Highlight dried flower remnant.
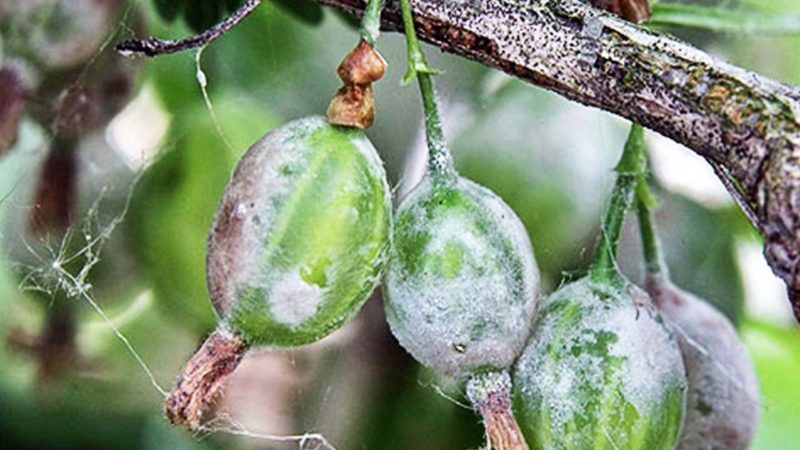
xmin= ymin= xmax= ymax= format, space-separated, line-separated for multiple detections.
xmin=327 ymin=39 xmax=387 ymax=128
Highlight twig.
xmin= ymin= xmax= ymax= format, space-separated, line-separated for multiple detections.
xmin=115 ymin=0 xmax=263 ymax=57
xmin=315 ymin=0 xmax=800 ymax=322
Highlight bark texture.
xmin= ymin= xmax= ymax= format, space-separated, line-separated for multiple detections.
xmin=317 ymin=0 xmax=800 ymax=321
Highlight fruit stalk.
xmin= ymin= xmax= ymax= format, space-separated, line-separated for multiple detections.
xmin=632 ymin=126 xmax=760 ymax=450
xmin=397 ymin=1 xmax=529 ymax=449
xmin=399 ymin=0 xmax=455 ymax=180
xmin=359 ymin=0 xmax=384 ymax=46
xmin=589 ymin=123 xmax=647 ymax=285
xmin=164 ymin=328 xmax=247 ymax=429
xmin=467 ymin=372 xmax=530 ymax=450
xmin=636 ymin=179 xmax=669 ymax=279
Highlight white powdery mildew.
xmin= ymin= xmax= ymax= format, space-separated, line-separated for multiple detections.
xmin=207 ymin=117 xmax=304 ymax=315
xmin=268 ymin=269 xmax=325 ymax=327
xmin=467 ymin=178 xmax=539 ymax=308
xmin=386 ymin=177 xmax=539 ymax=379
xmin=650 ymin=280 xmax=759 ymax=450
xmin=514 ymin=282 xmax=607 ymax=433
xmin=513 ymin=279 xmax=684 ymax=445
xmin=607 ymin=286 xmax=686 ymax=417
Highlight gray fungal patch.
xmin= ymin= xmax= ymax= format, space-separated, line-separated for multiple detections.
xmin=268 ymin=270 xmax=325 ymax=327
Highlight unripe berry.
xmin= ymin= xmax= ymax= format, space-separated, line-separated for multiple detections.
xmin=512 ymin=278 xmax=686 ymax=450
xmin=384 ymin=174 xmax=539 ymax=450
xmin=166 ymin=116 xmax=391 ymax=428
xmin=646 ymin=276 xmax=759 ymax=450
xmin=384 ymin=175 xmax=539 ymax=380
xmin=207 ymin=116 xmax=391 ymax=346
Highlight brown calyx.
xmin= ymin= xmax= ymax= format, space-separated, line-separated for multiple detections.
xmin=327 ymin=84 xmax=376 ymax=129
xmin=326 ymin=40 xmax=386 ymax=129
xmin=337 ymin=40 xmax=386 ymax=85
xmin=165 ymin=328 xmax=247 ymax=430
xmin=467 ymin=371 xmax=530 ymax=450
xmin=590 ymin=0 xmax=650 ymax=24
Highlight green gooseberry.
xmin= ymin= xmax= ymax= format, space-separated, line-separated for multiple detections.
xmin=165 ymin=115 xmax=391 ymax=429
xmin=512 ymin=278 xmax=687 ymax=450
xmin=384 ymin=175 xmax=540 ymax=380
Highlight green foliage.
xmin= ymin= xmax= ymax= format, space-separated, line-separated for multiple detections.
xmin=272 ymin=0 xmax=325 ymax=26
xmin=744 ymin=320 xmax=800 ymax=450
xmin=127 ymin=95 xmax=277 ymax=332
xmin=153 ymin=0 xmax=248 ymax=32
xmin=650 ymin=1 xmax=800 ymax=34
xmin=152 ymin=0 xmax=324 ymax=32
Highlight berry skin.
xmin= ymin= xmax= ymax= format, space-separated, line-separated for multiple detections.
xmin=165 ymin=116 xmax=391 ymax=429
xmin=207 ymin=116 xmax=392 ymax=347
xmin=646 ymin=276 xmax=759 ymax=450
xmin=384 ymin=175 xmax=539 ymax=380
xmin=512 ymin=278 xmax=687 ymax=450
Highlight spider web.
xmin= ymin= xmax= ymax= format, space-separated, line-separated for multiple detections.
xmin=2 ymin=1 xmax=782 ymax=449
xmin=0 ymin=2 xmax=364 ymax=449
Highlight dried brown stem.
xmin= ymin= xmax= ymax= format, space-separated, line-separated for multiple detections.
xmin=467 ymin=371 xmax=530 ymax=450
xmin=316 ymin=0 xmax=800 ymax=321
xmin=165 ymin=328 xmax=247 ymax=430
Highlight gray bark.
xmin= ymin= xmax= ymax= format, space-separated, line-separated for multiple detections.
xmin=316 ymin=0 xmax=800 ymax=321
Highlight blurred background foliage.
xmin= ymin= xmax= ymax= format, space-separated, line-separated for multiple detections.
xmin=0 ymin=0 xmax=799 ymax=449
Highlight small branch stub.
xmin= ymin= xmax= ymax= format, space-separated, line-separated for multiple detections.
xmin=326 ymin=40 xmax=386 ymax=128
xmin=165 ymin=328 xmax=247 ymax=429
xmin=467 ymin=371 xmax=530 ymax=450
xmin=589 ymin=0 xmax=650 ymax=23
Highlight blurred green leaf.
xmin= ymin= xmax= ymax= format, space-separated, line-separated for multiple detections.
xmin=743 ymin=319 xmax=800 ymax=450
xmin=272 ymin=0 xmax=325 ymax=26
xmin=333 ymin=9 xmax=360 ymax=30
xmin=127 ymin=93 xmax=278 ymax=332
xmin=153 ymin=0 xmax=184 ymax=23
xmin=183 ymin=2 xmax=224 ymax=33
xmin=351 ymin=366 xmax=482 ymax=450
xmin=650 ymin=3 xmax=800 ymax=34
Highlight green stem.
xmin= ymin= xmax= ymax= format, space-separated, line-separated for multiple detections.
xmin=636 ymin=166 xmax=670 ymax=279
xmin=589 ymin=124 xmax=648 ymax=284
xmin=399 ymin=0 xmax=456 ymax=180
xmin=360 ymin=0 xmax=384 ymax=47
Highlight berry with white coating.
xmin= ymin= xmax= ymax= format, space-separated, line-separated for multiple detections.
xmin=166 ymin=116 xmax=391 ymax=429
xmin=646 ymin=277 xmax=759 ymax=450
xmin=207 ymin=115 xmax=391 ymax=346
xmin=384 ymin=175 xmax=539 ymax=379
xmin=511 ymin=124 xmax=687 ymax=450
xmin=512 ymin=278 xmax=687 ymax=449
